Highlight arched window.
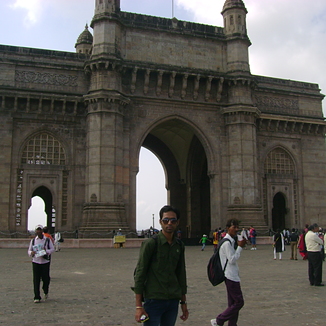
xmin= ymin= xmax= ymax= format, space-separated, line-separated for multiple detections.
xmin=264 ymin=148 xmax=294 ymax=175
xmin=21 ymin=133 xmax=66 ymax=165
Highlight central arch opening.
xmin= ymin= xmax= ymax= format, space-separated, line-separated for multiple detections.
xmin=139 ymin=118 xmax=211 ymax=239
xmin=136 ymin=147 xmax=167 ymax=232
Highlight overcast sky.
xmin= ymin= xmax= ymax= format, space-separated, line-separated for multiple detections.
xmin=2 ymin=0 xmax=326 ymax=231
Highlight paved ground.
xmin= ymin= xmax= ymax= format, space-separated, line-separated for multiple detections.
xmin=1 ymin=243 xmax=325 ymax=326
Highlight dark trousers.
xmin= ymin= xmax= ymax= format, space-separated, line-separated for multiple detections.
xmin=290 ymin=241 xmax=298 ymax=259
xmin=32 ymin=262 xmax=50 ymax=300
xmin=307 ymin=251 xmax=323 ymax=285
xmin=216 ymin=278 xmax=244 ymax=326
xmin=143 ymin=299 xmax=179 ymax=326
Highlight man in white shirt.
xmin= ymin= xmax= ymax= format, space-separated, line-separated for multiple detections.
xmin=211 ymin=219 xmax=247 ymax=326
xmin=54 ymin=231 xmax=61 ymax=252
xmin=28 ymin=225 xmax=55 ymax=302
xmin=305 ymin=223 xmax=324 ymax=286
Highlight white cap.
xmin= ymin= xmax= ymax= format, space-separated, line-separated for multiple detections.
xmin=35 ymin=224 xmax=43 ymax=230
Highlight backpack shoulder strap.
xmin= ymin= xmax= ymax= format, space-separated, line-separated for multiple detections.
xmin=218 ymin=238 xmax=231 ymax=270
xmin=45 ymin=237 xmax=50 ymax=249
xmin=218 ymin=238 xmax=231 ymax=249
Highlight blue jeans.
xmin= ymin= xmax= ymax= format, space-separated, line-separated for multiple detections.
xmin=143 ymin=299 xmax=179 ymax=326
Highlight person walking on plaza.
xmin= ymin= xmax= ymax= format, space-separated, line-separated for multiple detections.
xmin=273 ymin=229 xmax=285 ymax=260
xmin=289 ymin=228 xmax=299 ymax=260
xmin=54 ymin=230 xmax=61 ymax=252
xmin=298 ymin=229 xmax=308 ymax=260
xmin=28 ymin=225 xmax=55 ymax=303
xmin=213 ymin=229 xmax=219 ymax=252
xmin=305 ymin=223 xmax=324 ymax=286
xmin=133 ymin=205 xmax=189 ymax=325
xmin=211 ymin=218 xmax=246 ymax=326
xmin=199 ymin=234 xmax=211 ymax=251
xmin=240 ymin=227 xmax=249 ymax=249
xmin=43 ymin=226 xmax=54 ymax=244
xmin=249 ymin=226 xmax=257 ymax=250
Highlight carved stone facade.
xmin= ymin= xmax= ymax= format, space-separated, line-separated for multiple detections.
xmin=0 ymin=0 xmax=326 ymax=237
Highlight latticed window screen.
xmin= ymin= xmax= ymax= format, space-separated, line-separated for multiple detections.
xmin=21 ymin=133 xmax=66 ymax=165
xmin=264 ymin=148 xmax=294 ymax=174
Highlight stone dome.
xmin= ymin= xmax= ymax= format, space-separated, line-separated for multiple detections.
xmin=75 ymin=24 xmax=93 ymax=47
xmin=222 ymin=0 xmax=247 ymax=14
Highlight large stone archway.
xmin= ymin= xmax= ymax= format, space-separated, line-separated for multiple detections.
xmin=142 ymin=119 xmax=211 ymax=238
xmin=1 ymin=0 xmax=326 ymax=237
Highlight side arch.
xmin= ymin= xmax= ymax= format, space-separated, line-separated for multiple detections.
xmin=14 ymin=131 xmax=71 ymax=231
xmin=262 ymin=146 xmax=299 ymax=231
xmin=30 ymin=186 xmax=55 ymax=231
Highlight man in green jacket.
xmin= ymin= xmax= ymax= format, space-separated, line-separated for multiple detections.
xmin=134 ymin=205 xmax=189 ymax=325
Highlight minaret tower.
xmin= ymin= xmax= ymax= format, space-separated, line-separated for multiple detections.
xmin=221 ymin=0 xmax=263 ymax=227
xmin=92 ymin=0 xmax=121 ymax=59
xmin=221 ymin=0 xmax=251 ymax=74
xmin=80 ymin=0 xmax=131 ymax=236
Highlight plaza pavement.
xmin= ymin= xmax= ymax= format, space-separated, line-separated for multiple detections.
xmin=1 ymin=243 xmax=325 ymax=326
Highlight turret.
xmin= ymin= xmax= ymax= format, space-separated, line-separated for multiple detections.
xmin=94 ymin=0 xmax=120 ymax=15
xmin=91 ymin=0 xmax=121 ymax=58
xmin=221 ymin=0 xmax=251 ymax=74
xmin=75 ymin=24 xmax=93 ymax=54
xmin=222 ymin=0 xmax=247 ymax=37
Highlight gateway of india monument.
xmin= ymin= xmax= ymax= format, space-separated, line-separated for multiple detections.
xmin=0 ymin=0 xmax=326 ymax=238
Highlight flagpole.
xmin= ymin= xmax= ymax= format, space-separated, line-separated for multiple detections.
xmin=172 ymin=0 xmax=174 ymax=18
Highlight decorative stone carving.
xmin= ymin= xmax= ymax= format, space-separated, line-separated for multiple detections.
xmin=254 ymin=95 xmax=299 ymax=114
xmin=234 ymin=197 xmax=241 ymax=204
xmin=169 ymin=71 xmax=176 ymax=98
xmin=156 ymin=70 xmax=163 ymax=96
xmin=181 ymin=74 xmax=188 ymax=99
xmin=216 ymin=77 xmax=224 ymax=102
xmin=205 ymin=76 xmax=213 ymax=101
xmin=143 ymin=69 xmax=150 ymax=95
xmin=15 ymin=71 xmax=78 ymax=87
xmin=193 ymin=74 xmax=200 ymax=100
xmin=130 ymin=67 xmax=138 ymax=94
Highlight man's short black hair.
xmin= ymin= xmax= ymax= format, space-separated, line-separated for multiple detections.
xmin=43 ymin=226 xmax=49 ymax=233
xmin=226 ymin=218 xmax=240 ymax=228
xmin=308 ymin=223 xmax=318 ymax=231
xmin=159 ymin=205 xmax=180 ymax=220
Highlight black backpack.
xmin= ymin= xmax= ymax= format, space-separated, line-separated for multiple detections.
xmin=207 ymin=238 xmax=231 ymax=286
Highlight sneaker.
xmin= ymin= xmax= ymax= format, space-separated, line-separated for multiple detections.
xmin=211 ymin=319 xmax=217 ymax=326
xmin=44 ymin=294 xmax=48 ymax=300
xmin=34 ymin=299 xmax=41 ymax=303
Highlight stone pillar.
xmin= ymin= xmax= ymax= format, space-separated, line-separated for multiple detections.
xmin=79 ymin=1 xmax=133 ymax=237
xmin=208 ymin=171 xmax=223 ymax=230
xmin=222 ymin=79 xmax=264 ymax=227
xmin=81 ymin=88 xmax=130 ymax=236
xmin=0 ymin=113 xmax=12 ymax=232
